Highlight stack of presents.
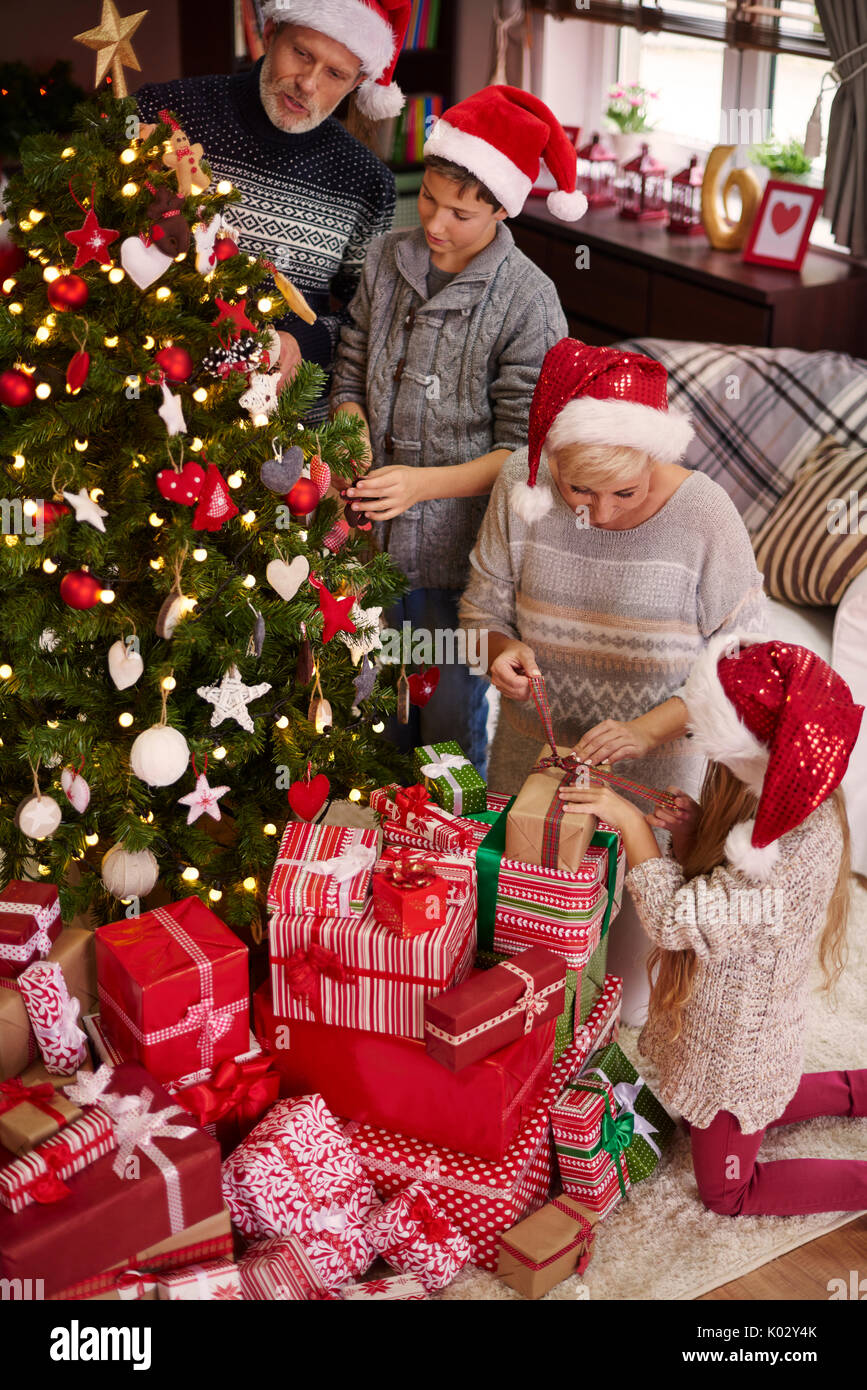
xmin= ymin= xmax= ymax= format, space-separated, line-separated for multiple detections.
xmin=0 ymin=739 xmax=676 ymax=1301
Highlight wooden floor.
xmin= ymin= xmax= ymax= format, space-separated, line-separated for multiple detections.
xmin=698 ymin=1214 xmax=867 ymax=1300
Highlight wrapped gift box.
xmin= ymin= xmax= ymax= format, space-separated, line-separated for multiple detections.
xmin=370 ymin=784 xmax=486 ymax=856
xmin=0 ymin=1058 xmax=92 ymax=1155
xmin=95 ymin=896 xmax=249 ymax=1086
xmin=266 ymin=822 xmax=378 ymax=918
xmin=365 ymin=1181 xmax=472 ymax=1292
xmin=1 ymin=927 xmax=96 ymax=1082
xmin=341 ymin=1272 xmax=428 ymax=1300
xmin=424 ymin=947 xmax=566 ymax=1071
xmin=551 ymin=1075 xmax=631 ymax=1218
xmin=506 ymin=747 xmax=600 ymax=871
xmin=57 ymin=1210 xmax=234 ymax=1301
xmin=269 ymin=860 xmax=476 ymax=1039
xmin=497 ymin=1194 xmax=598 ymax=1300
xmin=413 ymin=741 xmax=487 ymax=815
xmin=221 ymin=1093 xmax=380 ymax=1290
xmin=0 ymin=882 xmax=62 ymax=980
xmin=581 ymin=1040 xmax=676 ymax=1184
xmin=238 ymin=1234 xmax=336 ymax=1300
xmin=17 ymin=959 xmax=88 ymax=1075
xmin=371 ymin=849 xmax=448 ymax=937
xmin=157 ymin=1255 xmax=242 ymax=1300
xmin=172 ymin=1054 xmax=280 ymax=1158
xmin=346 ymin=976 xmax=623 ymax=1271
xmin=253 ymin=982 xmax=555 ymax=1161
xmin=0 ymin=1105 xmax=114 ymax=1213
xmin=0 ymin=1062 xmax=224 ymax=1297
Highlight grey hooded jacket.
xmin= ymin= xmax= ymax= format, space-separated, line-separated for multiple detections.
xmin=330 ymin=223 xmax=567 ymax=590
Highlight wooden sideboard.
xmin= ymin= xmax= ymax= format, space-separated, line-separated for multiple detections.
xmin=512 ymin=201 xmax=867 ymax=356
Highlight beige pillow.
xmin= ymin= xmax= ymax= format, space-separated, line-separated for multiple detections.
xmin=752 ymin=437 xmax=867 ymax=606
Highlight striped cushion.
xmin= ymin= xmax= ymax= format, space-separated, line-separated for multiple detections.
xmin=616 ymin=339 xmax=867 ymax=536
xmin=752 ymin=437 xmax=867 ymax=605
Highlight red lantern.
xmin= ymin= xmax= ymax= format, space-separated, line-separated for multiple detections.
xmin=59 ymin=569 xmax=102 ymax=609
xmin=667 ymin=155 xmax=705 ymax=236
xmin=0 ymin=368 xmax=36 ymax=407
xmin=617 ymin=143 xmax=668 ymax=222
xmin=576 ymin=132 xmax=618 ymax=209
xmin=286 ymin=477 xmax=320 ymax=516
xmin=155 ymin=345 xmax=194 ymax=381
xmin=47 ymin=274 xmax=89 ymax=312
xmin=214 ymin=237 xmax=239 ymax=262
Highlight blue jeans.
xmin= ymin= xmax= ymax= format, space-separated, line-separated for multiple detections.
xmin=385 ymin=588 xmax=490 ymax=778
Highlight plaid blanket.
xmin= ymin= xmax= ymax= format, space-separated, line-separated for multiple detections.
xmin=616 ymin=339 xmax=867 ymax=536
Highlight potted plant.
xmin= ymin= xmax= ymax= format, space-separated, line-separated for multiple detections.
xmin=605 ymin=82 xmax=658 ymax=164
xmin=749 ymin=137 xmax=815 ymax=186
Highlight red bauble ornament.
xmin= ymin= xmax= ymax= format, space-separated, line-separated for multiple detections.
xmin=408 ymin=666 xmax=441 ymax=707
xmin=155 ymin=346 xmax=194 ymax=382
xmin=59 ymin=570 xmax=102 ymax=609
xmin=286 ymin=477 xmax=320 ymax=516
xmin=214 ymin=237 xmax=239 ymax=262
xmin=66 ymin=350 xmax=90 ymax=393
xmin=287 ymin=772 xmax=330 ymax=821
xmin=35 ymin=500 xmax=70 ymax=529
xmin=47 ymin=274 xmax=89 ymax=312
xmin=0 ymin=369 xmax=36 ymax=407
xmin=0 ymin=243 xmax=26 ymax=283
xmin=156 ymin=461 xmax=206 ymax=505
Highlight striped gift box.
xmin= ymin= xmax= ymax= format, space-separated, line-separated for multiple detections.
xmin=0 ymin=1107 xmax=115 ymax=1213
xmin=551 ymin=1076 xmax=631 ymax=1218
xmin=269 ymin=863 xmax=476 ymax=1039
xmin=267 ymin=823 xmax=378 ymax=918
xmin=239 ymin=1235 xmax=335 ymax=1300
xmin=489 ymin=841 xmax=622 ymax=968
xmin=157 ymin=1256 xmax=242 ymax=1300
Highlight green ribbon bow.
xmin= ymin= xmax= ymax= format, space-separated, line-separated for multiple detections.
xmin=601 ymin=1109 xmax=634 ymax=1196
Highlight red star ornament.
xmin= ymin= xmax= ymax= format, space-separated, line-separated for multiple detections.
xmin=192 ymin=463 xmax=240 ymax=532
xmin=64 ymin=206 xmax=119 ymax=268
xmin=309 ymin=573 xmax=357 ymax=644
xmin=211 ymin=296 xmax=256 ymax=344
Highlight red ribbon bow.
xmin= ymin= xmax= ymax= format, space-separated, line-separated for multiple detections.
xmin=394 ymin=784 xmax=431 ymax=819
xmin=25 ymin=1143 xmax=74 ymax=1205
xmin=175 ymin=1056 xmax=279 ymax=1128
xmin=284 ymin=943 xmax=354 ymax=1021
xmin=380 ymin=849 xmax=438 ymax=890
xmin=408 ymin=1192 xmax=452 ymax=1246
xmin=0 ymin=1078 xmax=67 ymax=1128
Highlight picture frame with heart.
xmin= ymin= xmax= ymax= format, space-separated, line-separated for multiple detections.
xmin=742 ymin=179 xmax=825 ymax=272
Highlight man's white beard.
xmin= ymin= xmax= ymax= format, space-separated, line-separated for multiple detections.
xmin=259 ymin=49 xmax=334 ymax=133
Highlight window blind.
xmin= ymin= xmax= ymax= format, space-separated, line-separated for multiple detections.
xmin=528 ymin=1 xmax=829 ymax=59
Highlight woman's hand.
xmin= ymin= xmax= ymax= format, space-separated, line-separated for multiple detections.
xmin=572 ymin=718 xmax=653 ymax=766
xmin=344 ymin=467 xmax=426 ymax=521
xmin=646 ymin=786 xmax=699 ymax=861
xmin=275 ymin=331 xmax=302 ymax=388
xmin=488 ymin=641 xmax=540 ymax=702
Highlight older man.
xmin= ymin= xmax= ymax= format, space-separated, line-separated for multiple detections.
xmin=136 ymin=2 xmax=409 ymax=414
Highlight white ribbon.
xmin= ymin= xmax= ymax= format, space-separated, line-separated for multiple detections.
xmin=47 ymin=993 xmax=88 ymax=1064
xmin=309 ymin=1202 xmax=349 ymax=1236
xmin=64 ymin=1063 xmax=115 ymax=1108
xmin=277 ymin=844 xmax=376 ymax=915
xmin=418 ymin=748 xmax=470 ymax=814
xmin=583 ymin=1067 xmax=661 ymax=1159
xmin=106 ymin=1086 xmax=197 ymax=1234
xmin=0 ymin=910 xmax=53 ymax=962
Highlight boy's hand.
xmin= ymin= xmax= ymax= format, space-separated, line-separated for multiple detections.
xmin=489 ymin=641 xmax=540 ymax=702
xmin=573 ymin=718 xmax=653 ymax=766
xmin=646 ymin=786 xmax=699 ymax=860
xmin=345 ymin=466 xmax=425 ymax=520
xmin=557 ymin=782 xmax=643 ymax=831
xmin=275 ymin=331 xmax=302 ymax=388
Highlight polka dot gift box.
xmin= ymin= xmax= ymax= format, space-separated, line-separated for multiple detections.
xmin=413 ymin=741 xmax=488 ymax=816
xmin=580 ymin=1039 xmax=676 ymax=1184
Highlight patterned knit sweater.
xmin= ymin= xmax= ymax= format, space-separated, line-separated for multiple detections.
xmin=136 ymin=60 xmax=395 ymax=415
xmin=627 ymin=799 xmax=843 ymax=1132
xmin=459 ymin=448 xmax=768 ymax=797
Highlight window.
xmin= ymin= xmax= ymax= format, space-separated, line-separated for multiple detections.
xmin=617 ymin=28 xmax=726 ymax=147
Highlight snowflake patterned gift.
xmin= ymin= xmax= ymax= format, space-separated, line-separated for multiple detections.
xmin=370 ymin=784 xmax=488 ymax=856
xmin=221 ymin=1093 xmax=378 ymax=1290
xmin=157 ymin=1256 xmax=242 ymax=1300
xmin=365 ymin=1182 xmax=472 ymax=1292
xmin=17 ymin=960 xmax=88 ymax=1075
xmin=340 ymin=1273 xmax=427 ymax=1300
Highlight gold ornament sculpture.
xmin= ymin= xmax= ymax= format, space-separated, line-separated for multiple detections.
xmin=74 ymin=0 xmax=148 ymax=100
xmin=701 ymin=145 xmax=763 ymax=252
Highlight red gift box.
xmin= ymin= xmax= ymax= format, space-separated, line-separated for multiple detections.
xmin=345 ymin=975 xmax=623 ymax=1272
xmin=238 ymin=1234 xmax=336 ymax=1300
xmin=172 ymin=1054 xmax=280 ymax=1157
xmin=253 ymin=982 xmax=555 ymax=1160
xmin=372 ymin=849 xmax=448 ymax=937
xmin=364 ymin=1182 xmax=472 ymax=1292
xmin=424 ymin=946 xmax=566 ymax=1072
xmin=0 ymin=1061 xmax=224 ymax=1297
xmin=266 ymin=822 xmax=378 ymax=918
xmin=370 ymin=784 xmax=486 ymax=856
xmin=0 ymin=882 xmax=62 ymax=980
xmin=95 ymin=896 xmax=249 ymax=1086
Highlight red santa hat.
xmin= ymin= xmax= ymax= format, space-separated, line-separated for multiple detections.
xmin=513 ymin=339 xmax=695 ymax=523
xmin=423 ymin=85 xmax=588 ymax=222
xmin=262 ymin=0 xmax=410 ymax=119
xmin=683 ymin=633 xmax=863 ymax=881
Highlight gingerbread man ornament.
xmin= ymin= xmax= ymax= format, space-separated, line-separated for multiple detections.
xmin=159 ymin=109 xmax=209 ymax=197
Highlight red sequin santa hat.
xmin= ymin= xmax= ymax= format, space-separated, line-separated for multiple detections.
xmin=424 ymin=86 xmax=588 ymax=222
xmin=683 ymin=633 xmax=863 ymax=881
xmin=513 ymin=339 xmax=695 ymax=522
xmin=262 ymin=0 xmax=410 ymax=119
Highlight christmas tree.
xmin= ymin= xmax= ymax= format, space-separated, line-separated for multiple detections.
xmin=0 ymin=94 xmax=409 ymax=938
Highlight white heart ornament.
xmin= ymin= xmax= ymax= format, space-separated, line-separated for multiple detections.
xmin=266 ymin=556 xmax=310 ymax=602
xmin=120 ymin=235 xmax=174 ymax=290
xmin=108 ymin=639 xmax=144 ymax=690
xmin=61 ymin=766 xmax=91 ymax=813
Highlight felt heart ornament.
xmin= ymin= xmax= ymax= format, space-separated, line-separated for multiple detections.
xmin=770 ymin=201 xmax=801 ymax=236
xmin=323 ymin=517 xmax=350 ymax=553
xmin=120 ymin=235 xmax=174 ymax=290
xmin=408 ymin=666 xmax=440 ymax=707
xmin=260 ymin=445 xmax=304 ymax=494
xmin=287 ymin=772 xmax=330 ymax=821
xmin=107 ymin=638 xmax=144 ymax=690
xmin=156 ymin=461 xmax=206 ymax=505
xmin=309 ymin=454 xmax=331 ymax=499
xmin=61 ymin=766 xmax=91 ymax=813
xmin=266 ymin=555 xmax=309 ymax=602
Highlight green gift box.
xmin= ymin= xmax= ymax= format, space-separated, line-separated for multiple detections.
xmin=582 ymin=1040 xmax=676 ymax=1183
xmin=413 ymin=741 xmax=487 ymax=816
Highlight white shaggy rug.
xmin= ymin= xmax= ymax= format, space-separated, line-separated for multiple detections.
xmin=442 ymin=879 xmax=867 ymax=1301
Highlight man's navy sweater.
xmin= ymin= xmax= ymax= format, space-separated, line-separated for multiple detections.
xmin=136 ymin=59 xmax=395 ymax=400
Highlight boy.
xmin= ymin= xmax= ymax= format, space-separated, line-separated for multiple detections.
xmin=330 ymin=85 xmax=585 ymax=772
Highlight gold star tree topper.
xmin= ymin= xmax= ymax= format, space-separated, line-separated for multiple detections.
xmin=74 ymin=0 xmax=148 ymax=100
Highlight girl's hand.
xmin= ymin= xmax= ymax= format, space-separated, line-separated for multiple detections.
xmin=646 ymin=786 xmax=699 ymax=860
xmin=557 ymin=782 xmax=643 ymax=832
xmin=344 ymin=466 xmax=425 ymax=520
xmin=489 ymin=641 xmax=540 ymax=702
xmin=572 ymin=719 xmax=653 ymax=766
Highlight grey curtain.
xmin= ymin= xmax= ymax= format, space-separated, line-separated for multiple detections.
xmin=816 ymin=0 xmax=867 ymax=257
